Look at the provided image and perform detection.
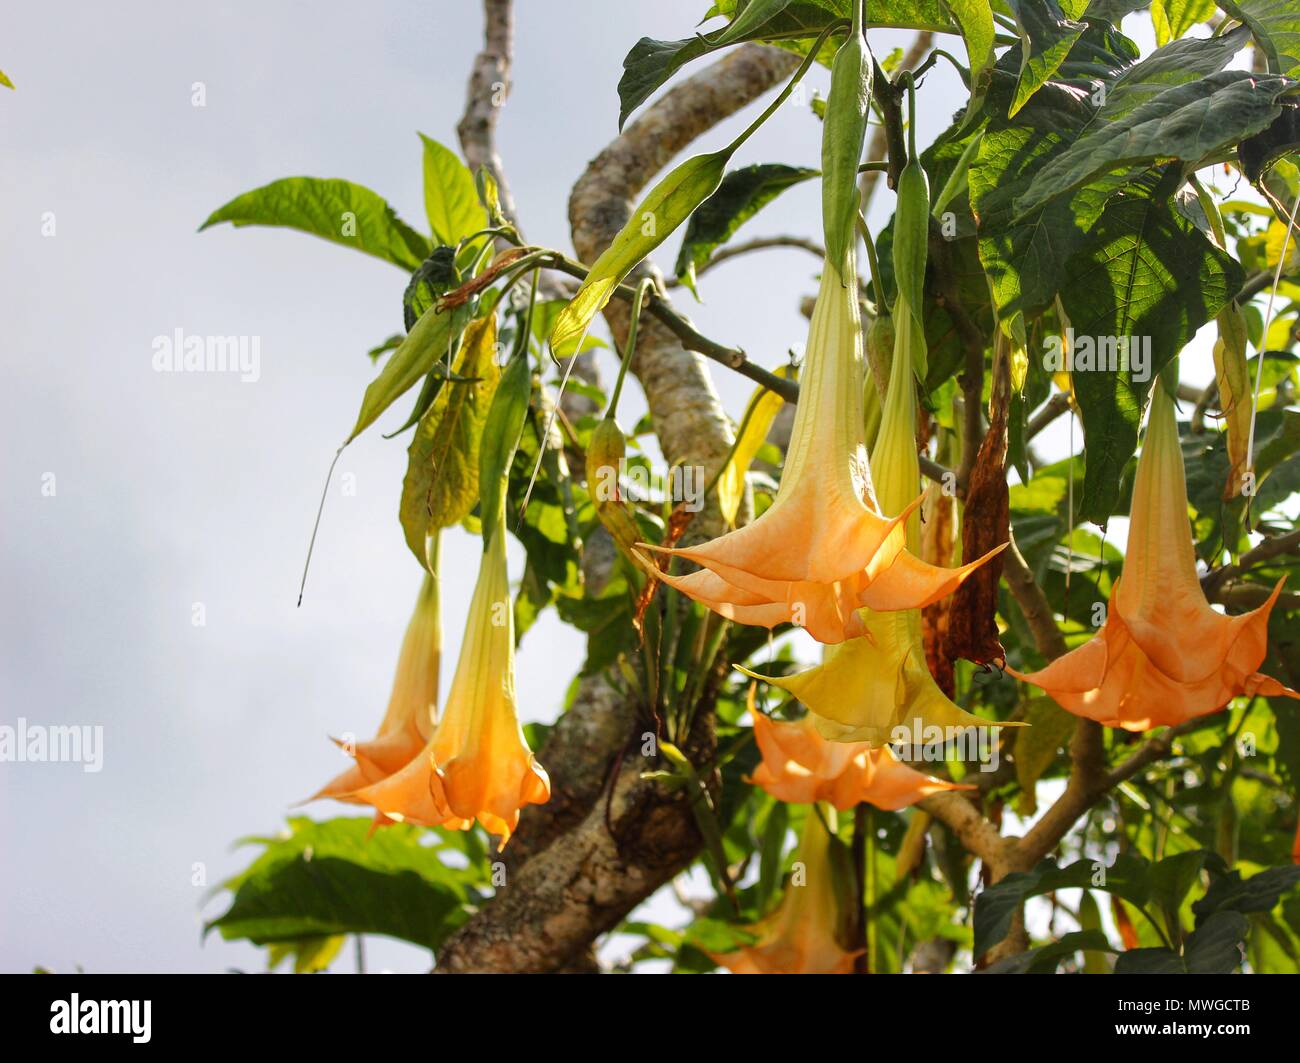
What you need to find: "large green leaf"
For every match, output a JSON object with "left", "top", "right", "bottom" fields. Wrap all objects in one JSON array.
[
  {"left": 1015, "top": 70, "right": 1293, "bottom": 218},
  {"left": 419, "top": 134, "right": 487, "bottom": 247},
  {"left": 970, "top": 22, "right": 1140, "bottom": 316},
  {"left": 616, "top": 0, "right": 955, "bottom": 129},
  {"left": 971, "top": 26, "right": 1256, "bottom": 318},
  {"left": 1059, "top": 169, "right": 1243, "bottom": 524},
  {"left": 982, "top": 930, "right": 1113, "bottom": 973},
  {"left": 674, "top": 163, "right": 817, "bottom": 290},
  {"left": 399, "top": 314, "right": 500, "bottom": 567},
  {"left": 1004, "top": 0, "right": 1087, "bottom": 117},
  {"left": 206, "top": 817, "right": 487, "bottom": 951},
  {"left": 200, "top": 177, "right": 431, "bottom": 271},
  {"left": 1218, "top": 0, "right": 1300, "bottom": 78}
]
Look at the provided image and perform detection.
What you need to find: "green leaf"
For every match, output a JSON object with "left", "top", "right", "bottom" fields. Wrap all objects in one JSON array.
[
  {"left": 715, "top": 0, "right": 797, "bottom": 44},
  {"left": 419, "top": 134, "right": 488, "bottom": 247},
  {"left": 207, "top": 817, "right": 485, "bottom": 951},
  {"left": 266, "top": 934, "right": 346, "bottom": 974},
  {"left": 0, "top": 68, "right": 13, "bottom": 90},
  {"left": 199, "top": 177, "right": 431, "bottom": 271},
  {"left": 550, "top": 151, "right": 729, "bottom": 354},
  {"left": 1152, "top": 0, "right": 1217, "bottom": 46},
  {"left": 1004, "top": 0, "right": 1087, "bottom": 118},
  {"left": 617, "top": 1, "right": 955, "bottom": 130},
  {"left": 945, "top": 0, "right": 995, "bottom": 82},
  {"left": 399, "top": 315, "right": 500, "bottom": 567},
  {"left": 403, "top": 246, "right": 460, "bottom": 332},
  {"left": 982, "top": 930, "right": 1113, "bottom": 973},
  {"left": 1114, "top": 911, "right": 1249, "bottom": 973},
  {"left": 974, "top": 854, "right": 1154, "bottom": 956},
  {"left": 348, "top": 298, "right": 469, "bottom": 441},
  {"left": 971, "top": 26, "right": 1254, "bottom": 318},
  {"left": 1217, "top": 0, "right": 1300, "bottom": 78},
  {"left": 674, "top": 164, "right": 818, "bottom": 290},
  {"left": 1059, "top": 169, "right": 1243, "bottom": 524},
  {"left": 1192, "top": 864, "right": 1300, "bottom": 922},
  {"left": 1015, "top": 71, "right": 1293, "bottom": 219}
]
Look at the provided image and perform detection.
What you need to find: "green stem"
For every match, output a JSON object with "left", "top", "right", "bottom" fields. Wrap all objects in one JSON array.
[{"left": 606, "top": 278, "right": 653, "bottom": 418}]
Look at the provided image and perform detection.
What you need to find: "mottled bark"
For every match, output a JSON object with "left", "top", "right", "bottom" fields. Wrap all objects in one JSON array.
[{"left": 436, "top": 38, "right": 797, "bottom": 973}]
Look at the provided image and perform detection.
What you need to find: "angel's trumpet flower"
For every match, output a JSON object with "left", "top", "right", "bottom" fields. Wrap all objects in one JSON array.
[
  {"left": 1010, "top": 381, "right": 1300, "bottom": 730},
  {"left": 314, "top": 560, "right": 441, "bottom": 806},
  {"left": 710, "top": 808, "right": 860, "bottom": 975},
  {"left": 747, "top": 690, "right": 974, "bottom": 810},
  {"left": 330, "top": 523, "right": 550, "bottom": 847},
  {"left": 636, "top": 253, "right": 995, "bottom": 644},
  {"left": 742, "top": 309, "right": 1014, "bottom": 746}
]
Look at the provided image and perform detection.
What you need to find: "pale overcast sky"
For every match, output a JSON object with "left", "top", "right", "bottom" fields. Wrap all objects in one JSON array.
[{"left": 1, "top": 1, "right": 1194, "bottom": 972}]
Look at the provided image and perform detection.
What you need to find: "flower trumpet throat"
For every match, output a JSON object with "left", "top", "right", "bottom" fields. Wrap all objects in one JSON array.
[
  {"left": 313, "top": 565, "right": 441, "bottom": 808},
  {"left": 1010, "top": 381, "right": 1300, "bottom": 730},
  {"left": 739, "top": 294, "right": 1013, "bottom": 746},
  {"left": 709, "top": 808, "right": 861, "bottom": 975},
  {"left": 317, "top": 524, "right": 550, "bottom": 847},
  {"left": 636, "top": 255, "right": 995, "bottom": 644}
]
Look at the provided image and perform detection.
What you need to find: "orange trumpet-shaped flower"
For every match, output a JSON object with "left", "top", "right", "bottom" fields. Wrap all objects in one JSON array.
[
  {"left": 741, "top": 312, "right": 1015, "bottom": 745},
  {"left": 1010, "top": 381, "right": 1300, "bottom": 730},
  {"left": 314, "top": 565, "right": 441, "bottom": 805},
  {"left": 322, "top": 524, "right": 550, "bottom": 848},
  {"left": 637, "top": 253, "right": 996, "bottom": 644},
  {"left": 748, "top": 695, "right": 975, "bottom": 810},
  {"left": 710, "top": 808, "right": 860, "bottom": 975}
]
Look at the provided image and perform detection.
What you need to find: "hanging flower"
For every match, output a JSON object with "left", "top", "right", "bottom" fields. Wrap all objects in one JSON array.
[
  {"left": 314, "top": 568, "right": 441, "bottom": 807},
  {"left": 747, "top": 690, "right": 974, "bottom": 810},
  {"left": 741, "top": 306, "right": 1016, "bottom": 746},
  {"left": 637, "top": 254, "right": 996, "bottom": 644},
  {"left": 319, "top": 525, "right": 550, "bottom": 847},
  {"left": 1010, "top": 381, "right": 1300, "bottom": 730},
  {"left": 709, "top": 808, "right": 860, "bottom": 975}
]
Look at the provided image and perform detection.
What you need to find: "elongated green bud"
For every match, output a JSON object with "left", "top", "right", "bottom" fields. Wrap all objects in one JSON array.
[{"left": 821, "top": 5, "right": 872, "bottom": 274}]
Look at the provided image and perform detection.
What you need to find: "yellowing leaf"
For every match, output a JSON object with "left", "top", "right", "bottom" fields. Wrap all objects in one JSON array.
[
  {"left": 1014, "top": 697, "right": 1076, "bottom": 816},
  {"left": 716, "top": 366, "right": 794, "bottom": 526},
  {"left": 399, "top": 315, "right": 500, "bottom": 568},
  {"left": 550, "top": 151, "right": 729, "bottom": 355}
]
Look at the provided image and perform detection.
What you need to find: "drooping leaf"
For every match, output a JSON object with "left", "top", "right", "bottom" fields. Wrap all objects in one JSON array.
[
  {"left": 200, "top": 177, "right": 431, "bottom": 271},
  {"left": 1192, "top": 863, "right": 1300, "bottom": 922},
  {"left": 550, "top": 151, "right": 730, "bottom": 354},
  {"left": 206, "top": 817, "right": 487, "bottom": 952},
  {"left": 348, "top": 298, "right": 470, "bottom": 441},
  {"left": 419, "top": 134, "right": 488, "bottom": 247},
  {"left": 403, "top": 245, "right": 460, "bottom": 332},
  {"left": 716, "top": 365, "right": 795, "bottom": 526},
  {"left": 674, "top": 164, "right": 818, "bottom": 291},
  {"left": 399, "top": 315, "right": 501, "bottom": 568},
  {"left": 1058, "top": 169, "right": 1243, "bottom": 524},
  {"left": 1217, "top": 0, "right": 1300, "bottom": 79}
]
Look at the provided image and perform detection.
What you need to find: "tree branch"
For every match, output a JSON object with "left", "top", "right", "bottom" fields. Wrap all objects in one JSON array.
[{"left": 436, "top": 41, "right": 799, "bottom": 973}]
